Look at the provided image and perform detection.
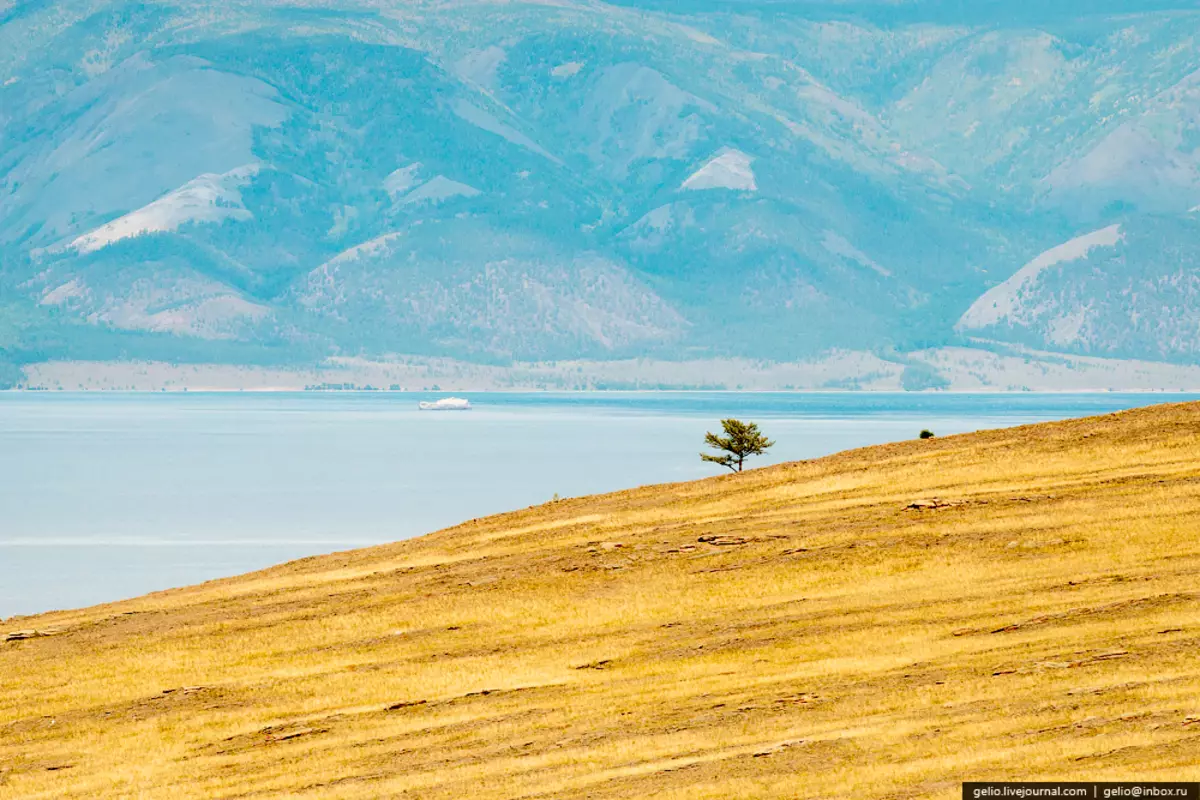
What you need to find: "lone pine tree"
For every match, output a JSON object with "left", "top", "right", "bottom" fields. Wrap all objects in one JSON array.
[{"left": 701, "top": 419, "right": 774, "bottom": 473}]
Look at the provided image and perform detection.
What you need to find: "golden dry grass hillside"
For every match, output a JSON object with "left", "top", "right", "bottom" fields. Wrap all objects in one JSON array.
[{"left": 4, "top": 403, "right": 1200, "bottom": 799}]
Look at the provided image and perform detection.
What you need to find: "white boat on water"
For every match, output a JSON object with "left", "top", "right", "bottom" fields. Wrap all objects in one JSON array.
[{"left": 418, "top": 397, "right": 471, "bottom": 411}]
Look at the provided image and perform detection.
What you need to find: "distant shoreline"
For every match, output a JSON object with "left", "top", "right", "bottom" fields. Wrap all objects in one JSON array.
[
  {"left": 4, "top": 387, "right": 1197, "bottom": 395},
  {"left": 11, "top": 347, "right": 1200, "bottom": 393}
]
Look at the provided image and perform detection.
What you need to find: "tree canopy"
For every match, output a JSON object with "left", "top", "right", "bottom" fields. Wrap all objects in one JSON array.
[{"left": 701, "top": 419, "right": 774, "bottom": 473}]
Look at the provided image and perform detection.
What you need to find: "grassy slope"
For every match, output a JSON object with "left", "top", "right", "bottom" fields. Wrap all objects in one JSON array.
[{"left": 3, "top": 404, "right": 1200, "bottom": 799}]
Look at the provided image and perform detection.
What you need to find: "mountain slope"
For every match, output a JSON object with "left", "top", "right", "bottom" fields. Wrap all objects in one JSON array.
[
  {"left": 3, "top": 2, "right": 1200, "bottom": 371},
  {"left": 292, "top": 219, "right": 687, "bottom": 358},
  {"left": 958, "top": 216, "right": 1200, "bottom": 361},
  {"left": 5, "top": 402, "right": 1200, "bottom": 797}
]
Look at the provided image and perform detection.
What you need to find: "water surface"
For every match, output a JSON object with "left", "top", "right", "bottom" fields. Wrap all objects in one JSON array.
[{"left": 2, "top": 392, "right": 1193, "bottom": 617}]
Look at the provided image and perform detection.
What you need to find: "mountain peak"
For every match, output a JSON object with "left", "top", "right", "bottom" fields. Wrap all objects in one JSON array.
[{"left": 681, "top": 148, "right": 758, "bottom": 192}]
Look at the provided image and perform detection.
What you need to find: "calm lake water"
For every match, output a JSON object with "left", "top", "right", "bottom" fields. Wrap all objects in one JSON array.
[{"left": 2, "top": 391, "right": 1195, "bottom": 617}]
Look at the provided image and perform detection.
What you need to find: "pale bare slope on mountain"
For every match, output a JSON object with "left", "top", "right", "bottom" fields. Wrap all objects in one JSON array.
[{"left": 4, "top": 404, "right": 1200, "bottom": 798}]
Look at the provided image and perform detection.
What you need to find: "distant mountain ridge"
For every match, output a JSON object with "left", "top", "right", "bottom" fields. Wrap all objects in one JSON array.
[{"left": 3, "top": 1, "right": 1200, "bottom": 384}]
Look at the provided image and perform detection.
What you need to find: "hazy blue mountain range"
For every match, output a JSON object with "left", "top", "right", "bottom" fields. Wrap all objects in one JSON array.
[{"left": 3, "top": 0, "right": 1200, "bottom": 384}]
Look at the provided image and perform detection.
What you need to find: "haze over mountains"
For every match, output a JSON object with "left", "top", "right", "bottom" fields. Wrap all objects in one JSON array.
[{"left": 3, "top": 0, "right": 1200, "bottom": 387}]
